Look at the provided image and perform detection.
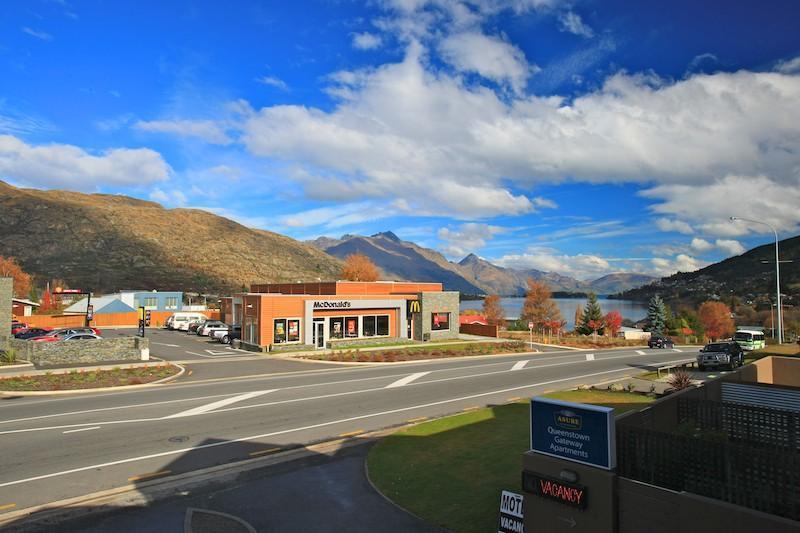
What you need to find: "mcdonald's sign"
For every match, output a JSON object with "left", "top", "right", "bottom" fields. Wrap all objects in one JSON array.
[{"left": 408, "top": 300, "right": 421, "bottom": 313}]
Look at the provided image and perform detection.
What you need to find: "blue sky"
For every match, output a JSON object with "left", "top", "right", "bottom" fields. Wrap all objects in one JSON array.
[{"left": 1, "top": 0, "right": 799, "bottom": 280}]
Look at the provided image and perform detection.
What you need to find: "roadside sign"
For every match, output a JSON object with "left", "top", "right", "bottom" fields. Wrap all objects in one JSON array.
[
  {"left": 56, "top": 288, "right": 83, "bottom": 294},
  {"left": 498, "top": 490, "right": 524, "bottom": 533},
  {"left": 528, "top": 321, "right": 533, "bottom": 330},
  {"left": 522, "top": 471, "right": 587, "bottom": 509},
  {"left": 86, "top": 304, "right": 94, "bottom": 322},
  {"left": 530, "top": 397, "right": 616, "bottom": 470}
]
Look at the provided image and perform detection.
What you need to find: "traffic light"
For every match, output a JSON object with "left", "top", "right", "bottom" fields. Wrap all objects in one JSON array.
[{"left": 145, "top": 310, "right": 151, "bottom": 327}]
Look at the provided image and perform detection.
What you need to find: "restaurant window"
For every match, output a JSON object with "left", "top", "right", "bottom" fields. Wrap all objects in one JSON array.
[
  {"left": 431, "top": 312, "right": 450, "bottom": 331},
  {"left": 363, "top": 316, "right": 376, "bottom": 337},
  {"left": 345, "top": 317, "right": 358, "bottom": 338},
  {"left": 330, "top": 317, "right": 344, "bottom": 339},
  {"left": 377, "top": 315, "right": 389, "bottom": 336},
  {"left": 274, "top": 318, "right": 301, "bottom": 343}
]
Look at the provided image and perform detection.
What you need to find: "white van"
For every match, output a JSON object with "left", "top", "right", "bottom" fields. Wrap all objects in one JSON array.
[{"left": 167, "top": 312, "right": 208, "bottom": 331}]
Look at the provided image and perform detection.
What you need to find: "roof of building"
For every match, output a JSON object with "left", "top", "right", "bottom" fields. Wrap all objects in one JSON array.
[
  {"left": 12, "top": 298, "right": 40, "bottom": 307},
  {"left": 64, "top": 295, "right": 136, "bottom": 314}
]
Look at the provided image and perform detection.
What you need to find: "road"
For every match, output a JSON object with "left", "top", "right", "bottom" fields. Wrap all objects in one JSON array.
[{"left": 0, "top": 343, "right": 697, "bottom": 520}]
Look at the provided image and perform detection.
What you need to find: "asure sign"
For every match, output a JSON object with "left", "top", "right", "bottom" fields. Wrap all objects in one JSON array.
[
  {"left": 313, "top": 301, "right": 352, "bottom": 309},
  {"left": 498, "top": 490, "right": 524, "bottom": 533},
  {"left": 522, "top": 471, "right": 587, "bottom": 509},
  {"left": 530, "top": 397, "right": 616, "bottom": 470}
]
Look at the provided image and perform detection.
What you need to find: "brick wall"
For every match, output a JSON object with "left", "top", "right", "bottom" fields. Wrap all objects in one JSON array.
[{"left": 8, "top": 337, "right": 149, "bottom": 367}]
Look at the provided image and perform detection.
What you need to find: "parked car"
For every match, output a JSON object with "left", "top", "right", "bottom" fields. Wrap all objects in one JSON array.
[
  {"left": 11, "top": 322, "right": 28, "bottom": 335},
  {"left": 212, "top": 325, "right": 241, "bottom": 344},
  {"left": 187, "top": 320, "right": 206, "bottom": 334},
  {"left": 648, "top": 334, "right": 674, "bottom": 349},
  {"left": 198, "top": 321, "right": 228, "bottom": 337},
  {"left": 168, "top": 312, "right": 208, "bottom": 331},
  {"left": 31, "top": 327, "right": 102, "bottom": 342},
  {"left": 14, "top": 327, "right": 53, "bottom": 339},
  {"left": 62, "top": 333, "right": 103, "bottom": 341},
  {"left": 697, "top": 341, "right": 744, "bottom": 371}
]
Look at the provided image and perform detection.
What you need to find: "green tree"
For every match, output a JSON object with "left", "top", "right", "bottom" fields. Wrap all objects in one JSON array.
[
  {"left": 578, "top": 293, "right": 604, "bottom": 335},
  {"left": 647, "top": 295, "right": 667, "bottom": 334}
]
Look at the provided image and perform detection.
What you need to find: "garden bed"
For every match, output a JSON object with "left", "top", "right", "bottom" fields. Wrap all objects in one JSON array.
[
  {"left": 301, "top": 341, "right": 528, "bottom": 362},
  {"left": 0, "top": 364, "right": 180, "bottom": 391}
]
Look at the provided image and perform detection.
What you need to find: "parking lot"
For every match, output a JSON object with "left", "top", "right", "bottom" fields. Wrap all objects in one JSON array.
[{"left": 103, "top": 327, "right": 262, "bottom": 362}]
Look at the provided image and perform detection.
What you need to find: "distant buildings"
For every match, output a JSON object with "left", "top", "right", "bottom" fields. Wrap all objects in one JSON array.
[{"left": 64, "top": 290, "right": 184, "bottom": 314}]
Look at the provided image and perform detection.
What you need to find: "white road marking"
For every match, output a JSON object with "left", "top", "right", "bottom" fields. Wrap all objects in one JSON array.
[
  {"left": 673, "top": 348, "right": 683, "bottom": 352},
  {"left": 152, "top": 343, "right": 180, "bottom": 348},
  {"left": 0, "top": 365, "right": 666, "bottom": 489},
  {"left": 585, "top": 354, "right": 595, "bottom": 361},
  {"left": 636, "top": 350, "right": 646, "bottom": 355},
  {"left": 62, "top": 426, "right": 100, "bottom": 434},
  {"left": 204, "top": 349, "right": 238, "bottom": 356},
  {"left": 511, "top": 360, "right": 528, "bottom": 371},
  {"left": 164, "top": 390, "right": 277, "bottom": 419},
  {"left": 385, "top": 372, "right": 430, "bottom": 388}
]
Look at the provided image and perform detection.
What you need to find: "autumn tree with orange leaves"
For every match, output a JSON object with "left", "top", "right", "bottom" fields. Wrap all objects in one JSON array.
[
  {"left": 0, "top": 256, "right": 32, "bottom": 298},
  {"left": 604, "top": 310, "right": 623, "bottom": 338},
  {"left": 482, "top": 295, "right": 505, "bottom": 326},
  {"left": 698, "top": 301, "right": 734, "bottom": 341},
  {"left": 521, "top": 279, "right": 563, "bottom": 333},
  {"left": 340, "top": 253, "right": 380, "bottom": 282}
]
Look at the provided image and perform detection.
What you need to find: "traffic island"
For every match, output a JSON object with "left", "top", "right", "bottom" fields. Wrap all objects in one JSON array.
[
  {"left": 0, "top": 363, "right": 181, "bottom": 392},
  {"left": 301, "top": 341, "right": 529, "bottom": 362},
  {"left": 366, "top": 389, "right": 652, "bottom": 533}
]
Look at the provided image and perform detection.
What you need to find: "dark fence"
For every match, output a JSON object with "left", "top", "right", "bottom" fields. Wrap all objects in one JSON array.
[
  {"left": 618, "top": 408, "right": 800, "bottom": 521},
  {"left": 458, "top": 323, "right": 498, "bottom": 337},
  {"left": 678, "top": 397, "right": 800, "bottom": 450}
]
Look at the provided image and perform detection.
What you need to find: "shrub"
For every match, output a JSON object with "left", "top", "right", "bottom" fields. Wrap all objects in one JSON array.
[
  {"left": 1, "top": 348, "right": 17, "bottom": 364},
  {"left": 667, "top": 369, "right": 693, "bottom": 391}
]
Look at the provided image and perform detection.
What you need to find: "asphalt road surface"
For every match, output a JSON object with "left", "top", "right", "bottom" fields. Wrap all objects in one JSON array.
[{"left": 0, "top": 344, "right": 697, "bottom": 522}]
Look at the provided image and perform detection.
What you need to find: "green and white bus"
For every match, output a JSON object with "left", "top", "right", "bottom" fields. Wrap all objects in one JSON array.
[{"left": 734, "top": 329, "right": 766, "bottom": 351}]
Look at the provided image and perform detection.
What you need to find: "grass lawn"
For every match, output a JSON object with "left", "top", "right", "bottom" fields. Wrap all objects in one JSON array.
[
  {"left": 367, "top": 389, "right": 653, "bottom": 533},
  {"left": 303, "top": 341, "right": 528, "bottom": 362},
  {"left": 0, "top": 364, "right": 179, "bottom": 391}
]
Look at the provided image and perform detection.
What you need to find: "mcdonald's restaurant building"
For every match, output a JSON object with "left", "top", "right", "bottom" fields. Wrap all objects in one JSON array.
[{"left": 221, "top": 281, "right": 460, "bottom": 351}]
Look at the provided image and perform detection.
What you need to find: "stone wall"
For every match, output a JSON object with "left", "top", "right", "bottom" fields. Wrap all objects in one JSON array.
[
  {"left": 0, "top": 277, "right": 11, "bottom": 337},
  {"left": 418, "top": 291, "right": 460, "bottom": 341},
  {"left": 8, "top": 337, "right": 149, "bottom": 367}
]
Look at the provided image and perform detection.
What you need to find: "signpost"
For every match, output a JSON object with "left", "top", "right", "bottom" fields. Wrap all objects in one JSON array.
[
  {"left": 498, "top": 490, "right": 524, "bottom": 533},
  {"left": 530, "top": 397, "right": 616, "bottom": 470},
  {"left": 138, "top": 306, "right": 146, "bottom": 337},
  {"left": 528, "top": 321, "right": 533, "bottom": 348}
]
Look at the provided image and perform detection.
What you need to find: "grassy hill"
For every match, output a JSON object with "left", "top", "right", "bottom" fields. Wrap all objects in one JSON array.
[{"left": 0, "top": 181, "right": 342, "bottom": 293}]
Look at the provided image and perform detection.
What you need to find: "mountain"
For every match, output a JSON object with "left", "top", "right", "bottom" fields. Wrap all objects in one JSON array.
[
  {"left": 0, "top": 182, "right": 342, "bottom": 293},
  {"left": 457, "top": 253, "right": 587, "bottom": 295},
  {"left": 614, "top": 235, "right": 800, "bottom": 306},
  {"left": 321, "top": 232, "right": 486, "bottom": 294},
  {"left": 589, "top": 273, "right": 658, "bottom": 294}
]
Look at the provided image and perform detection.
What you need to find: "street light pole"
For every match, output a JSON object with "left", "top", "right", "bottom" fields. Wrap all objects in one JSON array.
[{"left": 730, "top": 216, "right": 783, "bottom": 344}]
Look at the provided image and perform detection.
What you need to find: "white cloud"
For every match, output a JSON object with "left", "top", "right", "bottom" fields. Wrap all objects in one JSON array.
[
  {"left": 650, "top": 254, "right": 706, "bottom": 276},
  {"left": 690, "top": 237, "right": 714, "bottom": 252},
  {"left": 558, "top": 11, "right": 593, "bottom": 38},
  {"left": 280, "top": 202, "right": 399, "bottom": 229},
  {"left": 134, "top": 119, "right": 233, "bottom": 145},
  {"left": 439, "top": 31, "right": 536, "bottom": 93},
  {"left": 689, "top": 52, "right": 718, "bottom": 70},
  {"left": 776, "top": 57, "right": 800, "bottom": 74},
  {"left": 644, "top": 175, "right": 800, "bottom": 237},
  {"left": 496, "top": 251, "right": 613, "bottom": 280},
  {"left": 352, "top": 32, "right": 382, "bottom": 50},
  {"left": 0, "top": 134, "right": 170, "bottom": 188},
  {"left": 655, "top": 218, "right": 694, "bottom": 235},
  {"left": 715, "top": 238, "right": 745, "bottom": 256},
  {"left": 257, "top": 76, "right": 289, "bottom": 91},
  {"left": 22, "top": 27, "right": 53, "bottom": 41},
  {"left": 437, "top": 222, "right": 504, "bottom": 257},
  {"left": 149, "top": 188, "right": 187, "bottom": 206}
]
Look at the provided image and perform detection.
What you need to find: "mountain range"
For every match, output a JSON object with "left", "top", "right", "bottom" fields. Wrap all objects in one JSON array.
[
  {"left": 0, "top": 181, "right": 342, "bottom": 293},
  {"left": 310, "top": 232, "right": 657, "bottom": 296}
]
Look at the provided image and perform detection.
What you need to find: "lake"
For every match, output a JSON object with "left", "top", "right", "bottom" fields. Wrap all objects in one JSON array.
[{"left": 460, "top": 297, "right": 648, "bottom": 331}]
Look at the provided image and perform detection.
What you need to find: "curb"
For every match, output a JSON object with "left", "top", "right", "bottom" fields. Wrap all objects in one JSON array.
[
  {"left": 289, "top": 349, "right": 541, "bottom": 366},
  {"left": 0, "top": 363, "right": 186, "bottom": 397},
  {"left": 0, "top": 362, "right": 35, "bottom": 372}
]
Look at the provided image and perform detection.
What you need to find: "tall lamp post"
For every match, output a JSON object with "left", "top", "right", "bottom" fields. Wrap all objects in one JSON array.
[{"left": 730, "top": 216, "right": 783, "bottom": 344}]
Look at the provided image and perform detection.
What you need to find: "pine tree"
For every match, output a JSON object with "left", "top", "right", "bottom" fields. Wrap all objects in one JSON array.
[
  {"left": 579, "top": 293, "right": 604, "bottom": 335},
  {"left": 647, "top": 295, "right": 667, "bottom": 334}
]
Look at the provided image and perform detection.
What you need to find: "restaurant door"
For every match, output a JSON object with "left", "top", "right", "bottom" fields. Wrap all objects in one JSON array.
[{"left": 313, "top": 320, "right": 325, "bottom": 349}]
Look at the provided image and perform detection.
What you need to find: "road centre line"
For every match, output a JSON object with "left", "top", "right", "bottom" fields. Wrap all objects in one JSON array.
[
  {"left": 636, "top": 350, "right": 646, "bottom": 355},
  {"left": 0, "top": 354, "right": 692, "bottom": 435},
  {"left": 385, "top": 372, "right": 430, "bottom": 388},
  {"left": 585, "top": 354, "right": 595, "bottom": 361},
  {"left": 0, "top": 365, "right": 658, "bottom": 489},
  {"left": 62, "top": 426, "right": 100, "bottom": 434},
  {"left": 511, "top": 360, "right": 528, "bottom": 371},
  {"left": 164, "top": 390, "right": 277, "bottom": 419}
]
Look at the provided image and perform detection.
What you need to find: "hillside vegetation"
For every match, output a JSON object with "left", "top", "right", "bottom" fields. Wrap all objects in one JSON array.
[{"left": 0, "top": 181, "right": 342, "bottom": 293}]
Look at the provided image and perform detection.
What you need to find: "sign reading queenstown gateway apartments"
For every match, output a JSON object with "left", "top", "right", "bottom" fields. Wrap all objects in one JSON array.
[{"left": 530, "top": 397, "right": 616, "bottom": 470}]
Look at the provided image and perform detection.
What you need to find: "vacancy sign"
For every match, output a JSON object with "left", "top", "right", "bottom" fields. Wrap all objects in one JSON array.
[{"left": 498, "top": 490, "right": 524, "bottom": 533}]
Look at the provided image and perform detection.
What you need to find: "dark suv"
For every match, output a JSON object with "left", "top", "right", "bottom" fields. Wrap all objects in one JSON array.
[
  {"left": 697, "top": 341, "right": 744, "bottom": 371},
  {"left": 648, "top": 334, "right": 674, "bottom": 349}
]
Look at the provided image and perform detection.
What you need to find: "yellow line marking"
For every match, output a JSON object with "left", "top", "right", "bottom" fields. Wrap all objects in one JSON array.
[
  {"left": 338, "top": 430, "right": 365, "bottom": 438},
  {"left": 0, "top": 503, "right": 16, "bottom": 511},
  {"left": 462, "top": 406, "right": 481, "bottom": 411},
  {"left": 506, "top": 397, "right": 522, "bottom": 403},
  {"left": 127, "top": 470, "right": 171, "bottom": 482},
  {"left": 407, "top": 417, "right": 428, "bottom": 423},
  {"left": 249, "top": 447, "right": 282, "bottom": 457}
]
